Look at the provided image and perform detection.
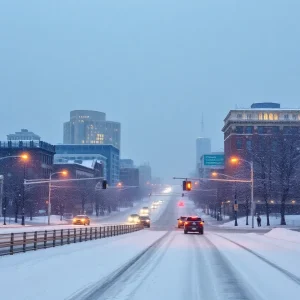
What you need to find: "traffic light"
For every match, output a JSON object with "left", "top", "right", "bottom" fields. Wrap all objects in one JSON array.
[
  {"left": 182, "top": 181, "right": 192, "bottom": 191},
  {"left": 186, "top": 181, "right": 192, "bottom": 191},
  {"left": 102, "top": 180, "right": 107, "bottom": 189}
]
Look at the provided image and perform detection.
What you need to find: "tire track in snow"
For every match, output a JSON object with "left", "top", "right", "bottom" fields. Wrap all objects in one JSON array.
[
  {"left": 215, "top": 234, "right": 300, "bottom": 287},
  {"left": 193, "top": 234, "right": 255, "bottom": 300},
  {"left": 68, "top": 231, "right": 172, "bottom": 300}
]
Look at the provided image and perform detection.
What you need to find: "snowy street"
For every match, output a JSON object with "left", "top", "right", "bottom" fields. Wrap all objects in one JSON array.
[{"left": 1, "top": 194, "right": 300, "bottom": 300}]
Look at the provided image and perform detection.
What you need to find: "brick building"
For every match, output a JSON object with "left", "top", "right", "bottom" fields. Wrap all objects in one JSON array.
[
  {"left": 0, "top": 140, "right": 55, "bottom": 219},
  {"left": 222, "top": 102, "right": 300, "bottom": 215}
]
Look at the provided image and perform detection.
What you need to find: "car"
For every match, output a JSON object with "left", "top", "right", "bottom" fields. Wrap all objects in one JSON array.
[
  {"left": 128, "top": 214, "right": 140, "bottom": 224},
  {"left": 177, "top": 216, "right": 187, "bottom": 228},
  {"left": 73, "top": 215, "right": 90, "bottom": 225},
  {"left": 183, "top": 216, "right": 204, "bottom": 234},
  {"left": 139, "top": 215, "right": 151, "bottom": 228},
  {"left": 151, "top": 203, "right": 158, "bottom": 209},
  {"left": 140, "top": 207, "right": 150, "bottom": 215}
]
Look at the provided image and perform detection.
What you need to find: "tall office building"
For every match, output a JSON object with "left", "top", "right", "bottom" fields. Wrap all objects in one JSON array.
[
  {"left": 196, "top": 137, "right": 211, "bottom": 166},
  {"left": 63, "top": 110, "right": 121, "bottom": 149}
]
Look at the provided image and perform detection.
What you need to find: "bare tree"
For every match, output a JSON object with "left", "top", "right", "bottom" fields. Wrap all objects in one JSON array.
[{"left": 273, "top": 135, "right": 300, "bottom": 225}]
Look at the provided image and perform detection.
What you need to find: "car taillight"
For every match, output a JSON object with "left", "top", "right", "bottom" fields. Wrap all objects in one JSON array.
[
  {"left": 200, "top": 221, "right": 204, "bottom": 225},
  {"left": 184, "top": 222, "right": 189, "bottom": 225}
]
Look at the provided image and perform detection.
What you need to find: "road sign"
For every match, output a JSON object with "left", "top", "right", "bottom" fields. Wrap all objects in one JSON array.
[
  {"left": 234, "top": 204, "right": 238, "bottom": 211},
  {"left": 203, "top": 154, "right": 225, "bottom": 166}
]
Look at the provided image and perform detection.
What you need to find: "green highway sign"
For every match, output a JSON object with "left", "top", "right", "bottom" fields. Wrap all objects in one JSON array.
[{"left": 203, "top": 154, "right": 225, "bottom": 166}]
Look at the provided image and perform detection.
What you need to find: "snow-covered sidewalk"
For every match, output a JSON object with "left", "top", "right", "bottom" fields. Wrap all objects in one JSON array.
[{"left": 218, "top": 214, "right": 300, "bottom": 229}]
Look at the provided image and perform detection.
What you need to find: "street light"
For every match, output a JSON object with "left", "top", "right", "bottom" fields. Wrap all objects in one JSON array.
[
  {"left": 48, "top": 170, "right": 68, "bottom": 225},
  {"left": 230, "top": 156, "right": 254, "bottom": 228}
]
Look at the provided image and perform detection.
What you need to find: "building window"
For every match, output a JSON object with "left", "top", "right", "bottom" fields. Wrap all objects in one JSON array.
[
  {"left": 257, "top": 126, "right": 264, "bottom": 134},
  {"left": 246, "top": 140, "right": 252, "bottom": 151},
  {"left": 274, "top": 113, "right": 279, "bottom": 120},
  {"left": 284, "top": 114, "right": 289, "bottom": 120},
  {"left": 246, "top": 114, "right": 252, "bottom": 120},
  {"left": 269, "top": 113, "right": 274, "bottom": 120},
  {"left": 258, "top": 113, "right": 263, "bottom": 120},
  {"left": 236, "top": 138, "right": 243, "bottom": 150},
  {"left": 292, "top": 114, "right": 297, "bottom": 120},
  {"left": 236, "top": 126, "right": 243, "bottom": 134},
  {"left": 237, "top": 113, "right": 243, "bottom": 119},
  {"left": 272, "top": 126, "right": 279, "bottom": 134},
  {"left": 245, "top": 126, "right": 253, "bottom": 134},
  {"left": 263, "top": 113, "right": 268, "bottom": 120}
]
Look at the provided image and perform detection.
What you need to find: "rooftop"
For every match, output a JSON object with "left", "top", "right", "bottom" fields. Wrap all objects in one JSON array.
[{"left": 0, "top": 140, "right": 55, "bottom": 152}]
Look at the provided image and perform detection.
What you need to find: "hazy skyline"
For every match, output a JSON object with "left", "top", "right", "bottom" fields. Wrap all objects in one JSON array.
[{"left": 1, "top": 1, "right": 300, "bottom": 180}]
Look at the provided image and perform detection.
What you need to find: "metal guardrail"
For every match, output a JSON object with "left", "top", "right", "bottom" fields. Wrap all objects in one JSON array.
[{"left": 0, "top": 224, "right": 143, "bottom": 256}]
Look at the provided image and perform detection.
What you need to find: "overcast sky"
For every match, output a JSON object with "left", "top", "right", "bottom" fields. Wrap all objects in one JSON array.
[{"left": 1, "top": 1, "right": 300, "bottom": 181}]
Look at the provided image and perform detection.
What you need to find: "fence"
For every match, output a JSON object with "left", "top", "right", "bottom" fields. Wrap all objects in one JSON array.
[{"left": 0, "top": 224, "right": 143, "bottom": 256}]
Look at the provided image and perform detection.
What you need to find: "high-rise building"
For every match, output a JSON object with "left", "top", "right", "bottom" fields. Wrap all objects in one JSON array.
[
  {"left": 120, "top": 168, "right": 139, "bottom": 187},
  {"left": 196, "top": 137, "right": 211, "bottom": 167},
  {"left": 63, "top": 110, "right": 121, "bottom": 149},
  {"left": 222, "top": 102, "right": 300, "bottom": 168},
  {"left": 138, "top": 163, "right": 151, "bottom": 186},
  {"left": 120, "top": 159, "right": 134, "bottom": 169},
  {"left": 222, "top": 102, "right": 300, "bottom": 207},
  {"left": 7, "top": 129, "right": 40, "bottom": 141}
]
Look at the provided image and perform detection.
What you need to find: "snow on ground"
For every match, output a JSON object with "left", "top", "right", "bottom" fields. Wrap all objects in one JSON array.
[
  {"left": 219, "top": 214, "right": 300, "bottom": 229},
  {"left": 207, "top": 232, "right": 300, "bottom": 300},
  {"left": 0, "top": 230, "right": 166, "bottom": 300},
  {"left": 213, "top": 229, "right": 300, "bottom": 279}
]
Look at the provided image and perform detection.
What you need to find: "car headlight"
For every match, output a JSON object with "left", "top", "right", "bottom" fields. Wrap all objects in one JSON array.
[
  {"left": 81, "top": 219, "right": 85, "bottom": 222},
  {"left": 128, "top": 217, "right": 133, "bottom": 221},
  {"left": 146, "top": 220, "right": 150, "bottom": 222}
]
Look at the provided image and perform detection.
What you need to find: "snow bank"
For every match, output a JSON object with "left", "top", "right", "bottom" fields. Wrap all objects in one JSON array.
[{"left": 265, "top": 228, "right": 300, "bottom": 243}]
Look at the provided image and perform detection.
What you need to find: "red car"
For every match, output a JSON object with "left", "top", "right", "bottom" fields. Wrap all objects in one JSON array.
[{"left": 184, "top": 216, "right": 204, "bottom": 234}]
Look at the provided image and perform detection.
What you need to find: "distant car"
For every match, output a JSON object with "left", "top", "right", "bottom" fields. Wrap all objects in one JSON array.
[
  {"left": 177, "top": 216, "right": 187, "bottom": 228},
  {"left": 151, "top": 203, "right": 158, "bottom": 209},
  {"left": 140, "top": 207, "right": 150, "bottom": 215},
  {"left": 184, "top": 216, "right": 204, "bottom": 234},
  {"left": 128, "top": 214, "right": 140, "bottom": 224},
  {"left": 178, "top": 201, "right": 184, "bottom": 207},
  {"left": 73, "top": 215, "right": 90, "bottom": 225},
  {"left": 139, "top": 215, "right": 151, "bottom": 228}
]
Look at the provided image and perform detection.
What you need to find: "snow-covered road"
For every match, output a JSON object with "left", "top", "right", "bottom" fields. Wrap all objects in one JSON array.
[{"left": 1, "top": 192, "right": 300, "bottom": 300}]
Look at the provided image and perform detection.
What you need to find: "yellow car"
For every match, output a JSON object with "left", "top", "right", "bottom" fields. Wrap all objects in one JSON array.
[{"left": 73, "top": 215, "right": 90, "bottom": 225}]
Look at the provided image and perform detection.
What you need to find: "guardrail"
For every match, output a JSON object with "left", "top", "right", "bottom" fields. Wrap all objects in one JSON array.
[{"left": 0, "top": 224, "right": 143, "bottom": 256}]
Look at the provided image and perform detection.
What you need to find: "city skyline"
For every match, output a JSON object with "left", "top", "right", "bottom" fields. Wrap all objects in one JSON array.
[{"left": 1, "top": 1, "right": 300, "bottom": 179}]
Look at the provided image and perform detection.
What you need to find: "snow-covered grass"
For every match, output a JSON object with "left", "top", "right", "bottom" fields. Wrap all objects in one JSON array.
[
  {"left": 219, "top": 214, "right": 300, "bottom": 229},
  {"left": 0, "top": 230, "right": 166, "bottom": 300}
]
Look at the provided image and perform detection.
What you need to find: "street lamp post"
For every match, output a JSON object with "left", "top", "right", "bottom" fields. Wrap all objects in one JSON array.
[
  {"left": 48, "top": 171, "right": 67, "bottom": 225},
  {"left": 230, "top": 157, "right": 254, "bottom": 228},
  {"left": 21, "top": 160, "right": 27, "bottom": 225}
]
